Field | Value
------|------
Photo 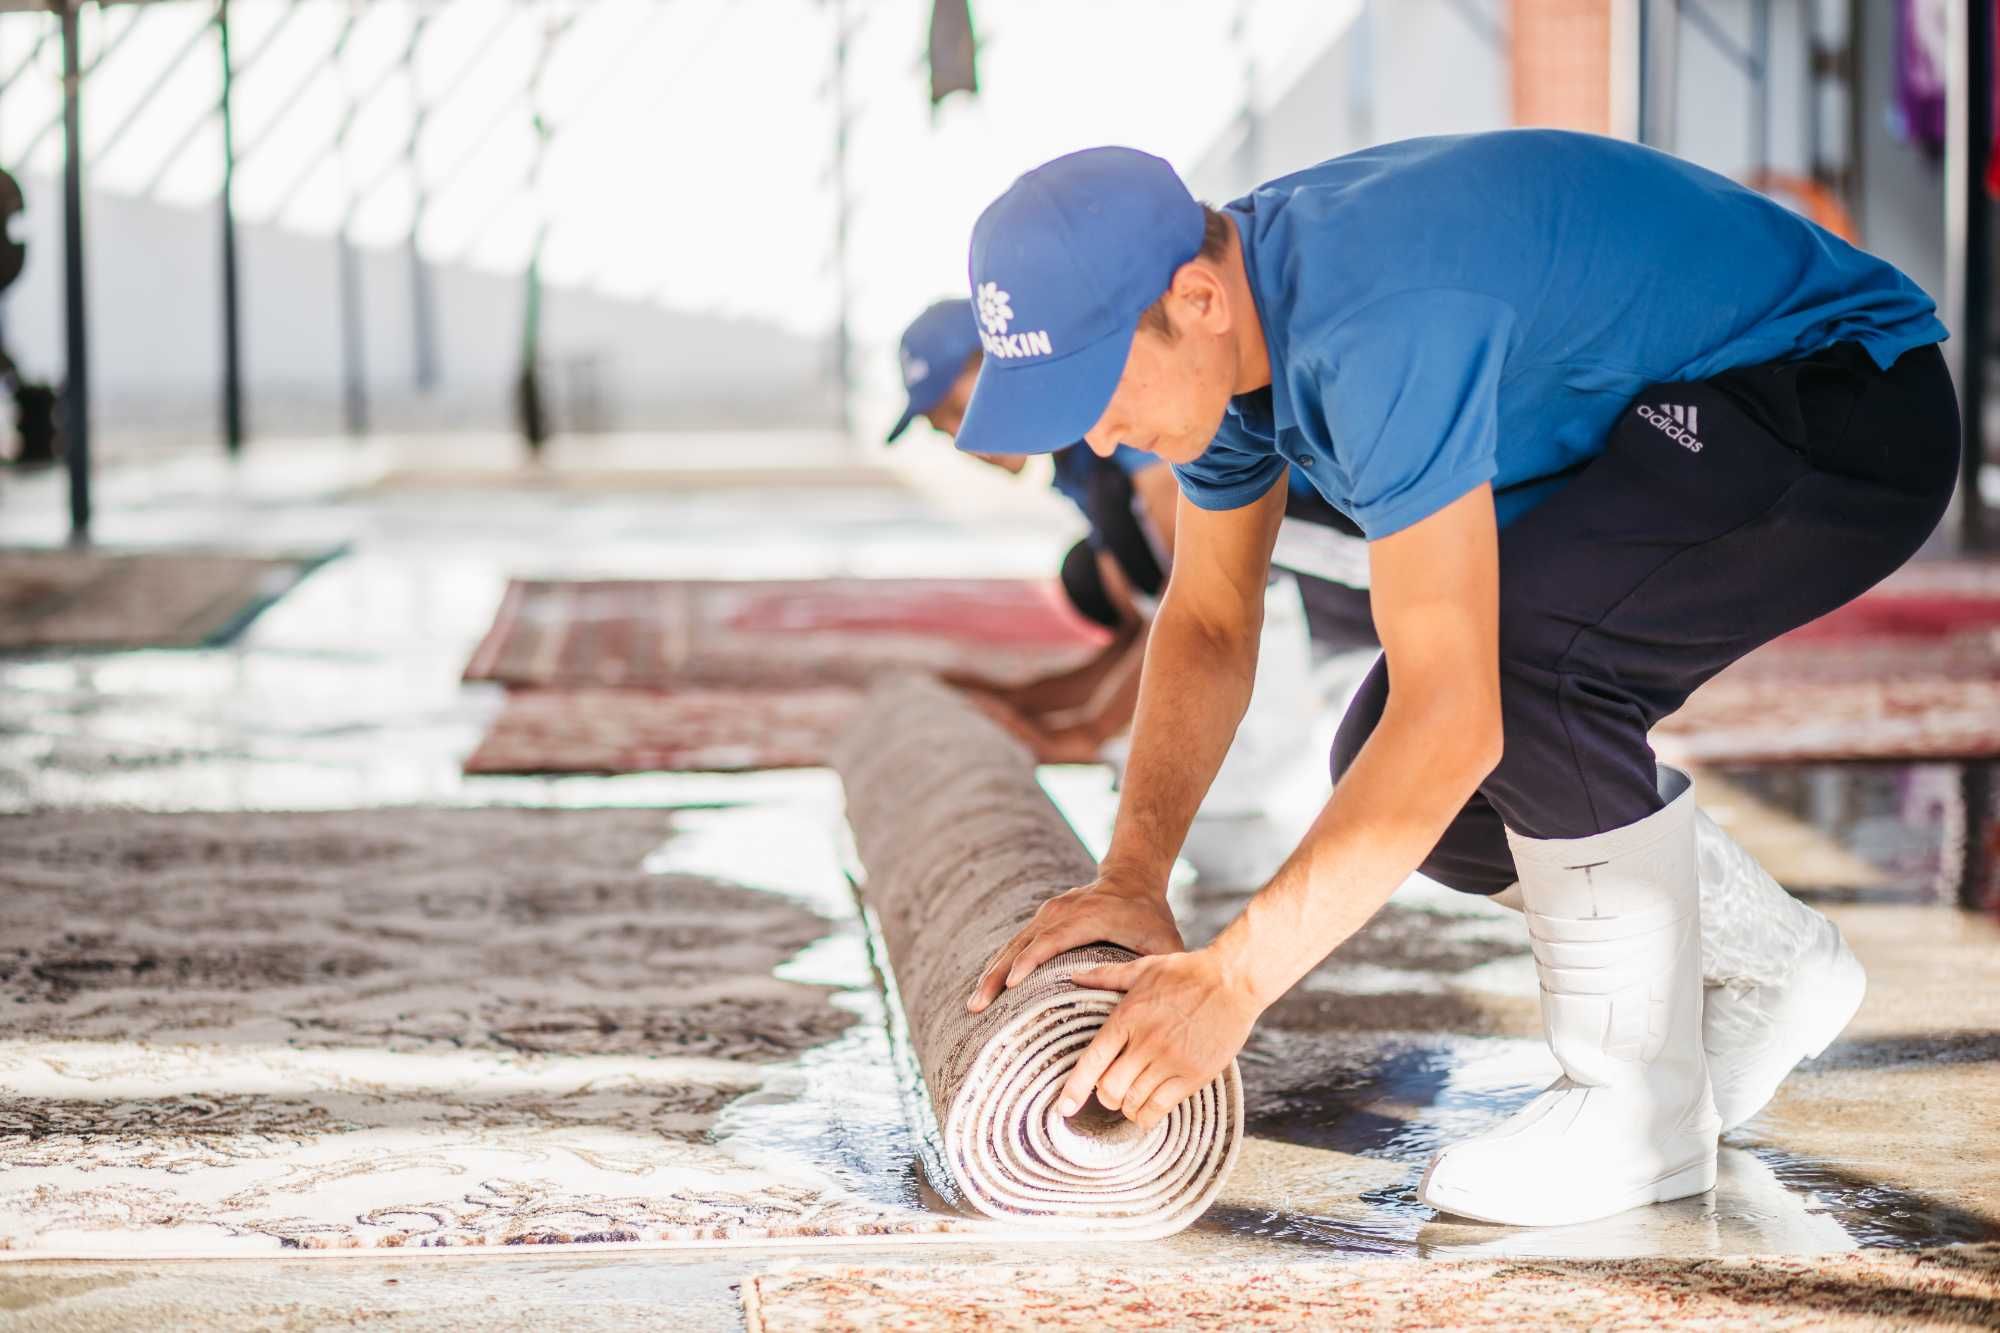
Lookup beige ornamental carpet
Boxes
[0,807,981,1258]
[742,1246,2000,1331]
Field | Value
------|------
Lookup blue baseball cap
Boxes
[886,298,981,443]
[954,147,1204,457]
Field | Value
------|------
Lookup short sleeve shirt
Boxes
[1173,131,1946,537]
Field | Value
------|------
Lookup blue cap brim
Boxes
[953,324,1133,457]
[883,405,920,444]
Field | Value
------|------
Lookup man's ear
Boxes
[1169,261,1230,333]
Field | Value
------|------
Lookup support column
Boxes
[218,0,245,454]
[1957,0,1992,550]
[405,11,437,392]
[334,5,366,436]
[828,0,853,442]
[59,0,89,539]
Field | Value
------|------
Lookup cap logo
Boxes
[974,280,1052,359]
[900,347,930,387]
[976,282,1014,335]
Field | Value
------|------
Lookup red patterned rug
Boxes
[462,578,1104,690]
[463,686,863,774]
[1659,559,2000,764]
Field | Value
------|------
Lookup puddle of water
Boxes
[708,996,941,1220]
[1721,761,1997,906]
[1752,1148,2000,1249]
[642,799,855,919]
[640,802,964,1227]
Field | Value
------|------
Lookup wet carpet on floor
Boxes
[0,808,970,1257]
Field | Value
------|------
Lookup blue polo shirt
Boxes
[1051,443,1159,546]
[1173,131,1947,538]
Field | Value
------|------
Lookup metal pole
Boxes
[405,11,437,392]
[218,0,244,454]
[1965,0,1992,550]
[1946,0,1991,551]
[334,6,365,436]
[1636,0,1651,145]
[1803,0,1821,185]
[518,6,562,455]
[12,3,147,164]
[829,0,852,438]
[1751,0,1770,178]
[59,0,88,540]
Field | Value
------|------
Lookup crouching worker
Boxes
[961,136,1954,1226]
[888,298,1177,762]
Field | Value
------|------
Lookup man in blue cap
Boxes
[960,134,1957,1227]
[888,297,1179,760]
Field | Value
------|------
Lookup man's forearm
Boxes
[1099,599,1258,890]
[1208,692,1502,1010]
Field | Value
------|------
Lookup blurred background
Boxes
[0,0,1992,550]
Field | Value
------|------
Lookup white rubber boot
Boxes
[1488,799,1866,1133]
[1695,809,1866,1131]
[1420,767,1720,1226]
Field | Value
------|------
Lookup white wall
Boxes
[0,172,840,441]
[1187,0,1510,203]
[1186,0,1947,314]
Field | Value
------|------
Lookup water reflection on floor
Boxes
[2,441,1997,1330]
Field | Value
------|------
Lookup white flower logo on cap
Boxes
[976,281,1013,336]
[900,347,930,387]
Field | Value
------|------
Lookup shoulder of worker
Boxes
[1221,134,1541,345]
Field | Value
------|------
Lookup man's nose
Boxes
[1082,426,1119,457]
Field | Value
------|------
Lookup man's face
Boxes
[923,361,1025,475]
[920,361,980,438]
[1081,304,1236,466]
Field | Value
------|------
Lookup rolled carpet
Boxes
[833,676,1242,1237]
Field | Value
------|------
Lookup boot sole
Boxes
[1715,942,1867,1132]
[1418,1153,1718,1228]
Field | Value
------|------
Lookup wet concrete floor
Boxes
[0,440,1996,1330]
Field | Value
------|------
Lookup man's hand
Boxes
[1057,948,1259,1130]
[967,879,1182,1013]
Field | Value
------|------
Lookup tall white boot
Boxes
[1419,767,1720,1226]
[1490,794,1866,1132]
[1695,809,1866,1131]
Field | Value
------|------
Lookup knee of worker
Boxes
[1058,539,1120,630]
[1486,654,1663,841]
[1327,653,1389,784]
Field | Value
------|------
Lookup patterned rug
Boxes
[463,686,863,774]
[0,808,978,1258]
[461,578,1104,691]
[0,548,333,651]
[743,1246,2000,1331]
[1659,559,2000,764]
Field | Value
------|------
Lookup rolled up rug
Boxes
[833,675,1241,1237]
